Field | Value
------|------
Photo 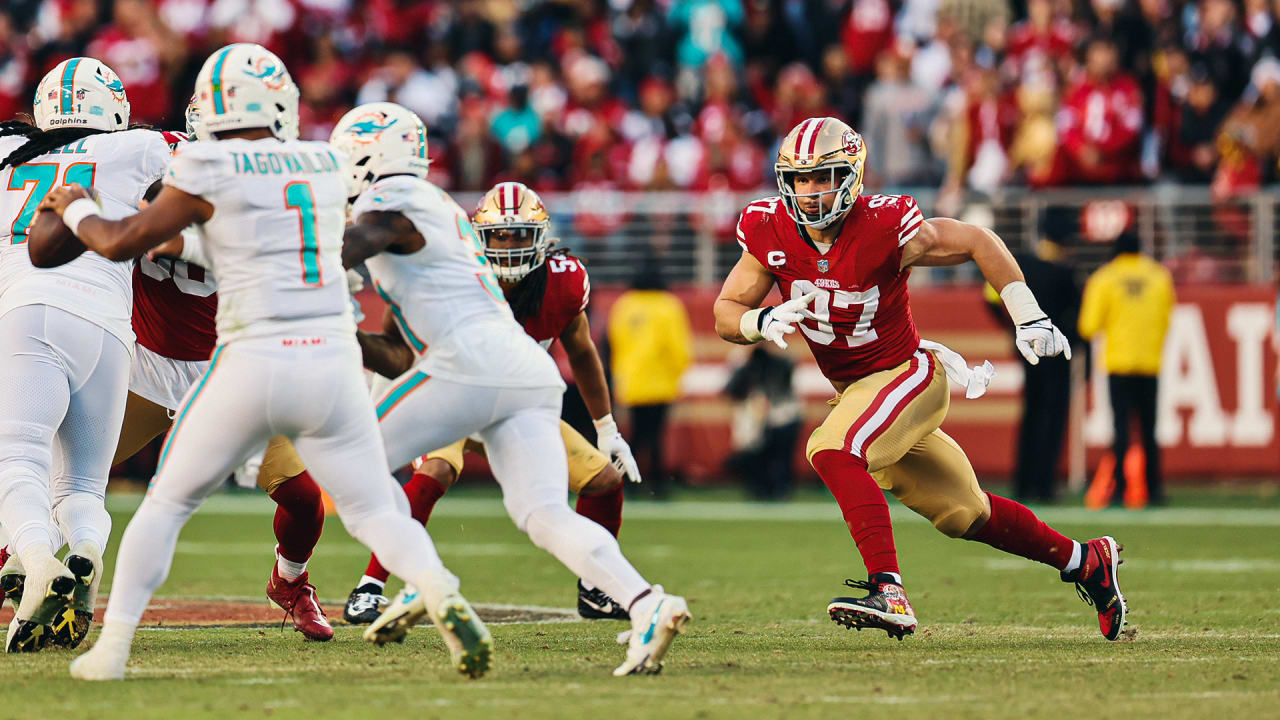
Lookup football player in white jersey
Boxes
[35,44,487,681]
[0,58,171,653]
[331,102,691,677]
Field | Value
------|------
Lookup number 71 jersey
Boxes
[735,193,924,383]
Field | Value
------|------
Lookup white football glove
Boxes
[346,267,366,294]
[751,291,819,350]
[1015,318,1072,365]
[594,414,641,483]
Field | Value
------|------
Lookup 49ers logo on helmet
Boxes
[842,130,863,156]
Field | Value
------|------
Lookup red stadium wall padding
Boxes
[356,284,1279,482]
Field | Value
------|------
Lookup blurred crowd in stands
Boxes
[2,0,1280,201]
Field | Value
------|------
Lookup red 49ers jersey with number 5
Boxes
[736,193,924,382]
[519,252,591,347]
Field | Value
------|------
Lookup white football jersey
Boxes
[163,138,353,345]
[353,175,561,389]
[0,128,171,346]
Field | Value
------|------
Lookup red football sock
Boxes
[811,449,900,577]
[969,492,1076,570]
[364,470,448,583]
[575,483,623,537]
[269,471,325,564]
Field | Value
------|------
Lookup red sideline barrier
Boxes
[356,284,1278,482]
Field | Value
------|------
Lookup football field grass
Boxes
[4,486,1279,719]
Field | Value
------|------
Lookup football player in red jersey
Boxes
[714,117,1127,641]
[343,181,641,625]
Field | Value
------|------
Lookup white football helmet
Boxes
[191,43,298,142]
[32,57,130,132]
[329,102,430,200]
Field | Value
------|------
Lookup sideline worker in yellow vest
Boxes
[1079,231,1175,506]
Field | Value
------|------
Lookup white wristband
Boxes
[592,414,615,430]
[62,198,102,236]
[739,307,767,343]
[999,281,1047,326]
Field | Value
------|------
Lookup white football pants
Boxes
[103,335,455,627]
[0,305,128,567]
[375,368,651,607]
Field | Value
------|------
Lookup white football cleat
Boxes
[363,586,492,679]
[613,586,691,677]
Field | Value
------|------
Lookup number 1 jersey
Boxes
[163,138,353,345]
[735,193,924,383]
[0,128,171,347]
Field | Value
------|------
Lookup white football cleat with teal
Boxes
[363,585,492,679]
[613,586,691,677]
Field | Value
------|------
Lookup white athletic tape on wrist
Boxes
[999,281,1046,326]
[593,414,615,431]
[62,198,102,236]
[739,307,768,343]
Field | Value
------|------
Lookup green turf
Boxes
[4,490,1279,719]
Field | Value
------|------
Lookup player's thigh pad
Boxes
[256,435,307,494]
[872,429,989,538]
[806,349,949,473]
[562,420,610,494]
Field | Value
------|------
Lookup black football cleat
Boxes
[577,580,630,621]
[343,583,388,625]
[1063,536,1127,641]
[828,574,918,640]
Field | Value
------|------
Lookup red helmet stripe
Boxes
[804,118,827,160]
[793,118,815,159]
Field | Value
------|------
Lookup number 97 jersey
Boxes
[735,193,924,383]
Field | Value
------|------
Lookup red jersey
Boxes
[736,194,924,383]
[132,256,218,361]
[519,253,591,347]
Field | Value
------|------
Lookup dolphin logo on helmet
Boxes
[331,102,431,200]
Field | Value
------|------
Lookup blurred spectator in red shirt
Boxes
[0,11,30,123]
[1005,0,1078,78]
[949,62,1018,194]
[1058,36,1144,184]
[88,0,183,125]
[622,75,678,144]
[841,0,894,79]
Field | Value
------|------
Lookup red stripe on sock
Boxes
[969,493,1075,570]
[812,449,899,576]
